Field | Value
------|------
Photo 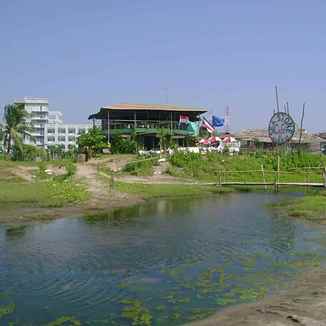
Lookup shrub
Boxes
[111,136,137,154]
[12,144,47,161]
[63,161,77,178]
[123,158,156,176]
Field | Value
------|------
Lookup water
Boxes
[1,193,326,325]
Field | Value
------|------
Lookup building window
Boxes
[58,136,66,142]
[78,128,86,135]
[59,128,66,134]
[47,128,55,134]
[68,136,75,142]
[47,136,55,142]
[68,128,76,134]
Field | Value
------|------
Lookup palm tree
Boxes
[3,104,29,155]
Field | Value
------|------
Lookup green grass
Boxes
[115,181,232,199]
[0,159,88,209]
[168,151,326,183]
[122,157,158,176]
[274,192,326,221]
[0,180,88,208]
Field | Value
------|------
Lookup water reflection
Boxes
[270,214,296,253]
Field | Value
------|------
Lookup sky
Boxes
[0,0,325,132]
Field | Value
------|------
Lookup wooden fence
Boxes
[217,159,326,191]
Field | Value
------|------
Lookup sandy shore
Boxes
[186,268,326,326]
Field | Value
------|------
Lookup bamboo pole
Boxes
[107,111,110,145]
[275,86,280,113]
[261,164,267,190]
[275,155,280,192]
[299,102,306,146]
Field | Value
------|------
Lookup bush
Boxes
[12,144,47,161]
[111,136,137,154]
[123,157,157,176]
[63,161,77,177]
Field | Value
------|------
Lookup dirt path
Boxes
[76,163,109,206]
[186,268,326,326]
[75,160,142,210]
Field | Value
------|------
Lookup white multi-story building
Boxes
[15,98,49,147]
[16,97,92,151]
[44,123,92,151]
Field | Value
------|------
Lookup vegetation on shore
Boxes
[115,181,232,198]
[273,190,326,221]
[168,151,326,183]
[0,160,88,210]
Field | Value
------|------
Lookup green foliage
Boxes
[0,303,15,319]
[123,158,157,176]
[111,136,137,154]
[158,128,172,151]
[169,151,326,182]
[77,127,107,156]
[0,179,88,208]
[274,191,326,221]
[11,144,47,161]
[2,103,30,155]
[47,144,65,160]
[115,181,231,198]
[37,161,48,179]
[46,316,81,326]
[63,160,77,178]
[121,299,152,326]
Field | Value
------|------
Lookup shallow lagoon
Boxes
[1,193,326,325]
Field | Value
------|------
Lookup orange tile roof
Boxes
[102,103,207,113]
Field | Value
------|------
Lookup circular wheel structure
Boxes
[268,112,296,145]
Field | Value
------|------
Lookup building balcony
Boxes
[31,117,48,122]
[107,120,196,136]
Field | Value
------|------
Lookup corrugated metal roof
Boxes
[235,129,323,144]
[101,103,207,113]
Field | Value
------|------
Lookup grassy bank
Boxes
[0,180,88,208]
[273,190,326,222]
[115,181,233,199]
[168,151,326,183]
[0,160,88,210]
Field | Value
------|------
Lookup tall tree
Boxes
[3,104,29,155]
[77,127,107,159]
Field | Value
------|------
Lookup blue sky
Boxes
[0,0,325,131]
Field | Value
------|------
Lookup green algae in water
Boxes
[5,225,27,238]
[0,303,15,319]
[188,308,217,322]
[121,299,152,326]
[46,316,81,326]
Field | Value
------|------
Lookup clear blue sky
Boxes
[0,0,325,131]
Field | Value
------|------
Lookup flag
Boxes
[212,115,225,128]
[187,121,200,136]
[201,117,215,133]
[179,114,189,124]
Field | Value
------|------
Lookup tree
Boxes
[3,104,30,155]
[48,144,65,160]
[77,127,107,158]
[158,128,172,152]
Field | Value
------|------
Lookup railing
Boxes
[217,165,326,190]
[109,120,190,131]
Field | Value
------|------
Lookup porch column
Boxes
[107,110,110,144]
